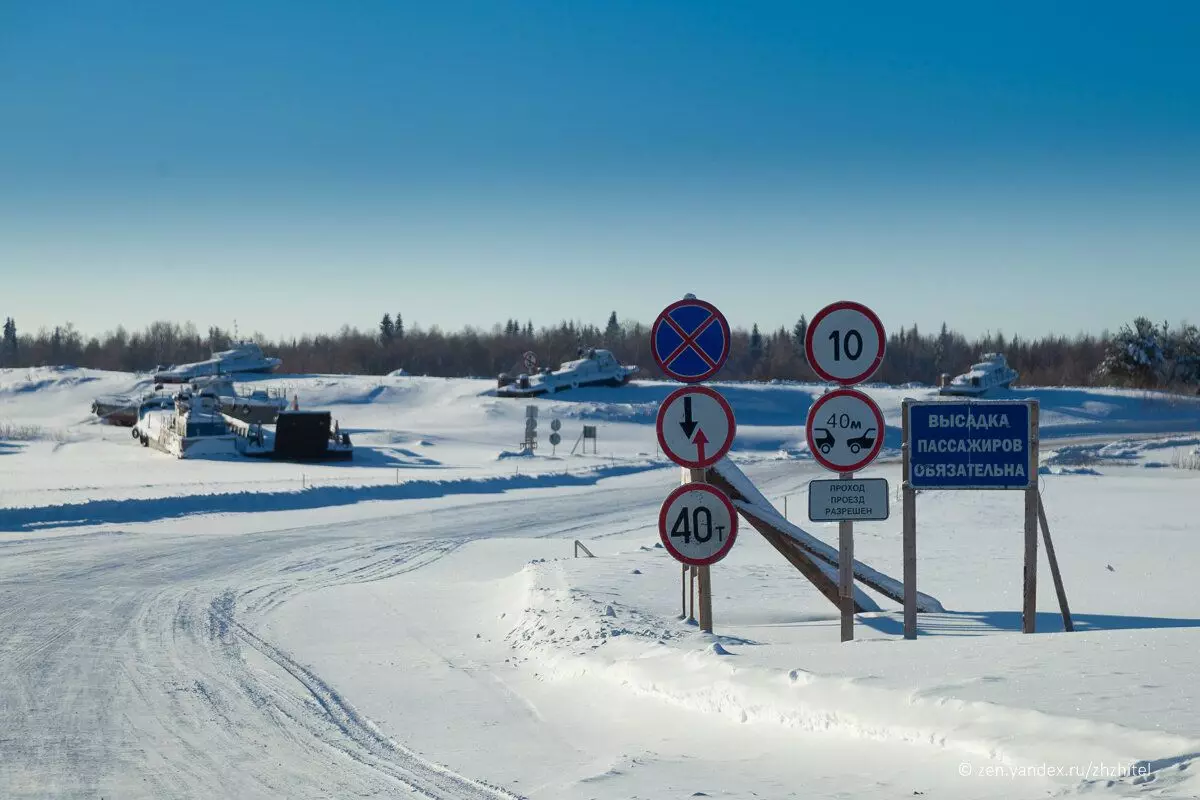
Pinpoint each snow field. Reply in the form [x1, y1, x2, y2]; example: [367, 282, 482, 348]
[4, 366, 1200, 797]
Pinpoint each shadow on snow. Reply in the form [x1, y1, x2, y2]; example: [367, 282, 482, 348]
[860, 610, 1200, 637]
[0, 462, 661, 532]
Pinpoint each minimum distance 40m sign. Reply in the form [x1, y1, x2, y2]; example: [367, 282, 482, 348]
[806, 388, 885, 473]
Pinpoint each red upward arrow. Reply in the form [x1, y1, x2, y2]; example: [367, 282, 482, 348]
[693, 428, 709, 464]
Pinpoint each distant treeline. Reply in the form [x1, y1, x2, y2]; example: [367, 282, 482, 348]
[0, 312, 1190, 390]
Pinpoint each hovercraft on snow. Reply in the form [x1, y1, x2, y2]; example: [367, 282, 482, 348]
[496, 347, 637, 398]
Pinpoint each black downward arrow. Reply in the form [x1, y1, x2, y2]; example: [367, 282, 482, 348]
[680, 396, 698, 438]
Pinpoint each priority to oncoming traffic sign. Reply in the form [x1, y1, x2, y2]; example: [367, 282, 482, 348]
[805, 388, 886, 473]
[808, 478, 890, 522]
[906, 400, 1035, 489]
[658, 482, 738, 566]
[651, 298, 731, 383]
[805, 301, 886, 385]
[656, 385, 736, 469]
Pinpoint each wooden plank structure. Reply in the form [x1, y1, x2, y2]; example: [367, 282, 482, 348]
[705, 458, 945, 615]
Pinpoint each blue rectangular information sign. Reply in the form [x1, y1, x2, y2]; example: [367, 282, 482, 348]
[906, 400, 1035, 489]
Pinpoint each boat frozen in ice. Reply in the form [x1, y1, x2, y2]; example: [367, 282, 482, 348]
[938, 353, 1019, 396]
[192, 376, 288, 424]
[131, 387, 242, 458]
[130, 385, 353, 461]
[496, 347, 637, 398]
[92, 389, 174, 426]
[153, 340, 282, 383]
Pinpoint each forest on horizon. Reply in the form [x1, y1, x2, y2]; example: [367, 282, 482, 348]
[0, 312, 1194, 392]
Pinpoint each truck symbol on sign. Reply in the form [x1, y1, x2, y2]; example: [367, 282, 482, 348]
[847, 428, 877, 454]
[813, 427, 836, 454]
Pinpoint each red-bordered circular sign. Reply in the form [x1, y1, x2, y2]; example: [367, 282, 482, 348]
[804, 301, 886, 385]
[805, 388, 886, 472]
[651, 298, 731, 383]
[658, 482, 739, 566]
[655, 385, 737, 469]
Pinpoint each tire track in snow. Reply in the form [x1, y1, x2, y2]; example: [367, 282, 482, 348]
[211, 601, 526, 800]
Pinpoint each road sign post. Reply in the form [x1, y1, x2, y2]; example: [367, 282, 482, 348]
[805, 389, 885, 474]
[902, 401, 917, 639]
[656, 386, 736, 469]
[808, 478, 890, 522]
[652, 295, 734, 634]
[901, 398, 1061, 637]
[838, 472, 854, 642]
[651, 298, 731, 383]
[523, 405, 538, 451]
[690, 467, 715, 633]
[804, 301, 886, 385]
[805, 301, 887, 643]
[658, 481, 739, 567]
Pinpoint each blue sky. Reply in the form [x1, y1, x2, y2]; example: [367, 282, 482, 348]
[2, 1, 1198, 341]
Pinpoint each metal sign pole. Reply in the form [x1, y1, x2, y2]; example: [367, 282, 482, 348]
[681, 564, 688, 619]
[838, 471, 855, 642]
[1022, 401, 1039, 633]
[902, 399, 917, 640]
[689, 565, 696, 623]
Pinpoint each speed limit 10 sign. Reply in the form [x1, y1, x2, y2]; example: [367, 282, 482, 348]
[805, 301, 886, 385]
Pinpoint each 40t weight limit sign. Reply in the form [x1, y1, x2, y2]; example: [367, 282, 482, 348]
[658, 483, 738, 566]
[805, 301, 886, 385]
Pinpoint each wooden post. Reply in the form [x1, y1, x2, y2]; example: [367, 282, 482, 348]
[902, 400, 917, 640]
[839, 471, 854, 642]
[1022, 402, 1039, 634]
[688, 466, 713, 633]
[697, 565, 713, 633]
[1037, 493, 1073, 631]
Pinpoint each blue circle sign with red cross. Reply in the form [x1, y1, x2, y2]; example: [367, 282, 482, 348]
[651, 298, 731, 382]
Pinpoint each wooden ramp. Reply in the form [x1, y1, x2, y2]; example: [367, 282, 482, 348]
[706, 458, 945, 614]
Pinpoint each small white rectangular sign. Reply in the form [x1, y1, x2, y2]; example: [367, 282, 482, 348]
[808, 478, 890, 522]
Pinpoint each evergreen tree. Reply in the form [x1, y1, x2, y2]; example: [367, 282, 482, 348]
[604, 311, 620, 341]
[792, 316, 807, 349]
[524, 320, 534, 337]
[1095, 317, 1163, 387]
[394, 313, 404, 339]
[749, 323, 763, 360]
[379, 313, 394, 343]
[1, 317, 15, 365]
[933, 322, 949, 373]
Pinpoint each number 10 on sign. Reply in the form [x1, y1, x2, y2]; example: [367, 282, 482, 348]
[805, 301, 886, 385]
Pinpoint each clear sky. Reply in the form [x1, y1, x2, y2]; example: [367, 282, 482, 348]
[2, 1, 1198, 342]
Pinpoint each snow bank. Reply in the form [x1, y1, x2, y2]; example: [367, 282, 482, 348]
[506, 558, 1200, 796]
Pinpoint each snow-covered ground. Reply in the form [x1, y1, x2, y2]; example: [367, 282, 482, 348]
[2, 367, 1200, 798]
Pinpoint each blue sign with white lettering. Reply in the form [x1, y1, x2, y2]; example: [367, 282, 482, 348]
[651, 298, 731, 382]
[907, 401, 1035, 489]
